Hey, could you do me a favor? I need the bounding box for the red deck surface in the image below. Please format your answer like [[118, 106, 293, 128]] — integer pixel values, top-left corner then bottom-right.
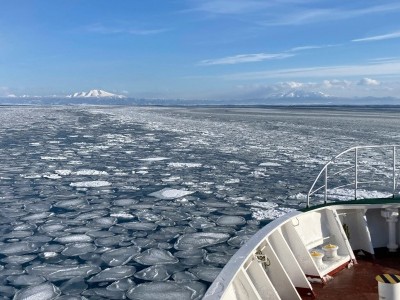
[[305, 250, 400, 300]]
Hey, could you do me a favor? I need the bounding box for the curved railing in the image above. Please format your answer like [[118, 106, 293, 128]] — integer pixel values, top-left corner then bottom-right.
[[307, 145, 400, 208]]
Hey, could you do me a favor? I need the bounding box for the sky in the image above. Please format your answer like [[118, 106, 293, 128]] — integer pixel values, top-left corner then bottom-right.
[[1, 0, 400, 100]]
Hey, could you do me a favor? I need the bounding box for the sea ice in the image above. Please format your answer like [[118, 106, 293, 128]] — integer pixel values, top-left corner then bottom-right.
[[27, 264, 101, 281], [127, 281, 206, 300], [82, 288, 125, 299], [13, 282, 61, 300], [149, 188, 195, 199], [106, 278, 136, 292], [53, 199, 89, 209], [138, 157, 169, 161], [59, 277, 88, 295], [168, 162, 202, 168], [118, 222, 157, 231], [55, 234, 93, 244], [133, 248, 178, 265], [87, 266, 136, 282], [174, 232, 230, 250], [55, 169, 72, 176], [172, 271, 198, 282], [101, 246, 141, 266], [1, 255, 37, 265], [189, 266, 222, 282], [75, 169, 109, 176], [94, 235, 124, 247], [70, 181, 111, 188], [6, 275, 46, 286], [61, 243, 97, 256], [216, 216, 246, 226], [0, 242, 39, 256], [133, 265, 171, 281]]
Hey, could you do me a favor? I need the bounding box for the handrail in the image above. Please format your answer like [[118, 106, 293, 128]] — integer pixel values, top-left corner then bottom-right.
[[307, 145, 399, 208]]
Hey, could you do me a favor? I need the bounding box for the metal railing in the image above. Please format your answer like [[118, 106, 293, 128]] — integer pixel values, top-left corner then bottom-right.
[[307, 145, 400, 208]]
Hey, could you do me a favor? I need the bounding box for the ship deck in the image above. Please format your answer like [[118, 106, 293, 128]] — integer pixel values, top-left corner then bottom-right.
[[305, 249, 400, 300]]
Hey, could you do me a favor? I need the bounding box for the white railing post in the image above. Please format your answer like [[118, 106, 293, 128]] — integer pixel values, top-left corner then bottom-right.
[[355, 147, 358, 200], [324, 166, 328, 204], [393, 146, 396, 198]]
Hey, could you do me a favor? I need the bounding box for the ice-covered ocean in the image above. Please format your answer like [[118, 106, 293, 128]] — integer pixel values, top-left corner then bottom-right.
[[0, 106, 399, 299]]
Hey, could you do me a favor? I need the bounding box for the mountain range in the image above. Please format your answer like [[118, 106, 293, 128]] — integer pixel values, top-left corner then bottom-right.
[[67, 89, 126, 99], [1, 89, 400, 106]]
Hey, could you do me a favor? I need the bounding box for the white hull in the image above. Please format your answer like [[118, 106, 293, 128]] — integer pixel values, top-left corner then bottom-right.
[[205, 145, 400, 299]]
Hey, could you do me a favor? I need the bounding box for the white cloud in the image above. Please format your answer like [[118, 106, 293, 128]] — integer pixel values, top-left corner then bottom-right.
[[352, 30, 400, 42], [221, 60, 400, 80], [358, 78, 380, 86], [199, 53, 294, 66], [288, 44, 338, 52], [261, 3, 400, 26], [220, 79, 400, 99], [321, 79, 352, 89]]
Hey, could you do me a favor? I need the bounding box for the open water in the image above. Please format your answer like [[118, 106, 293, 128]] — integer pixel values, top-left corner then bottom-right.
[[0, 106, 399, 299]]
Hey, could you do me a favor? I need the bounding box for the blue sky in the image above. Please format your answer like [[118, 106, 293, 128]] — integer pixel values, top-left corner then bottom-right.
[[1, 0, 400, 100]]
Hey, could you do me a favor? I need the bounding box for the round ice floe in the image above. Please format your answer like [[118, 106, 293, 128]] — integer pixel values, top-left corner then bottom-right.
[[127, 281, 206, 300], [204, 252, 231, 265], [89, 217, 117, 228], [113, 199, 139, 206], [172, 271, 198, 282], [54, 199, 89, 209], [94, 235, 124, 247], [174, 232, 230, 250], [227, 235, 252, 248], [118, 222, 157, 231], [0, 242, 39, 256], [24, 203, 52, 212], [1, 255, 36, 265], [216, 216, 246, 226], [189, 217, 216, 229], [61, 243, 97, 256], [27, 264, 101, 281], [40, 244, 64, 253], [88, 266, 136, 282], [134, 265, 171, 281], [189, 266, 222, 282], [174, 249, 206, 259], [70, 181, 111, 188], [149, 188, 194, 199], [101, 246, 141, 266], [106, 278, 136, 292], [39, 224, 67, 234], [3, 230, 33, 239], [21, 212, 53, 221], [132, 238, 157, 249], [55, 234, 93, 244], [59, 277, 88, 295], [110, 212, 135, 220], [134, 248, 178, 266], [82, 288, 125, 299], [13, 282, 61, 300], [6, 274, 46, 286], [138, 157, 169, 162], [75, 169, 109, 176]]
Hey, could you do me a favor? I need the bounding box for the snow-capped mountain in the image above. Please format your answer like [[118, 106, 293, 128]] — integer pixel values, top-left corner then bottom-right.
[[68, 89, 126, 99], [270, 90, 330, 99]]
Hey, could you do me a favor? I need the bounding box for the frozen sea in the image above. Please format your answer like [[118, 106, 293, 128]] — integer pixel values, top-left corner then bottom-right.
[[0, 106, 399, 299]]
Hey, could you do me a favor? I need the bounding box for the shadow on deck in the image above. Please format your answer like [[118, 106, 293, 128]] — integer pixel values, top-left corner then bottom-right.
[[304, 248, 400, 300]]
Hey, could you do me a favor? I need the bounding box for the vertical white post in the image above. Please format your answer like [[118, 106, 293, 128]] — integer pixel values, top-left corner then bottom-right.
[[355, 148, 358, 200], [393, 146, 396, 198], [324, 166, 328, 204]]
